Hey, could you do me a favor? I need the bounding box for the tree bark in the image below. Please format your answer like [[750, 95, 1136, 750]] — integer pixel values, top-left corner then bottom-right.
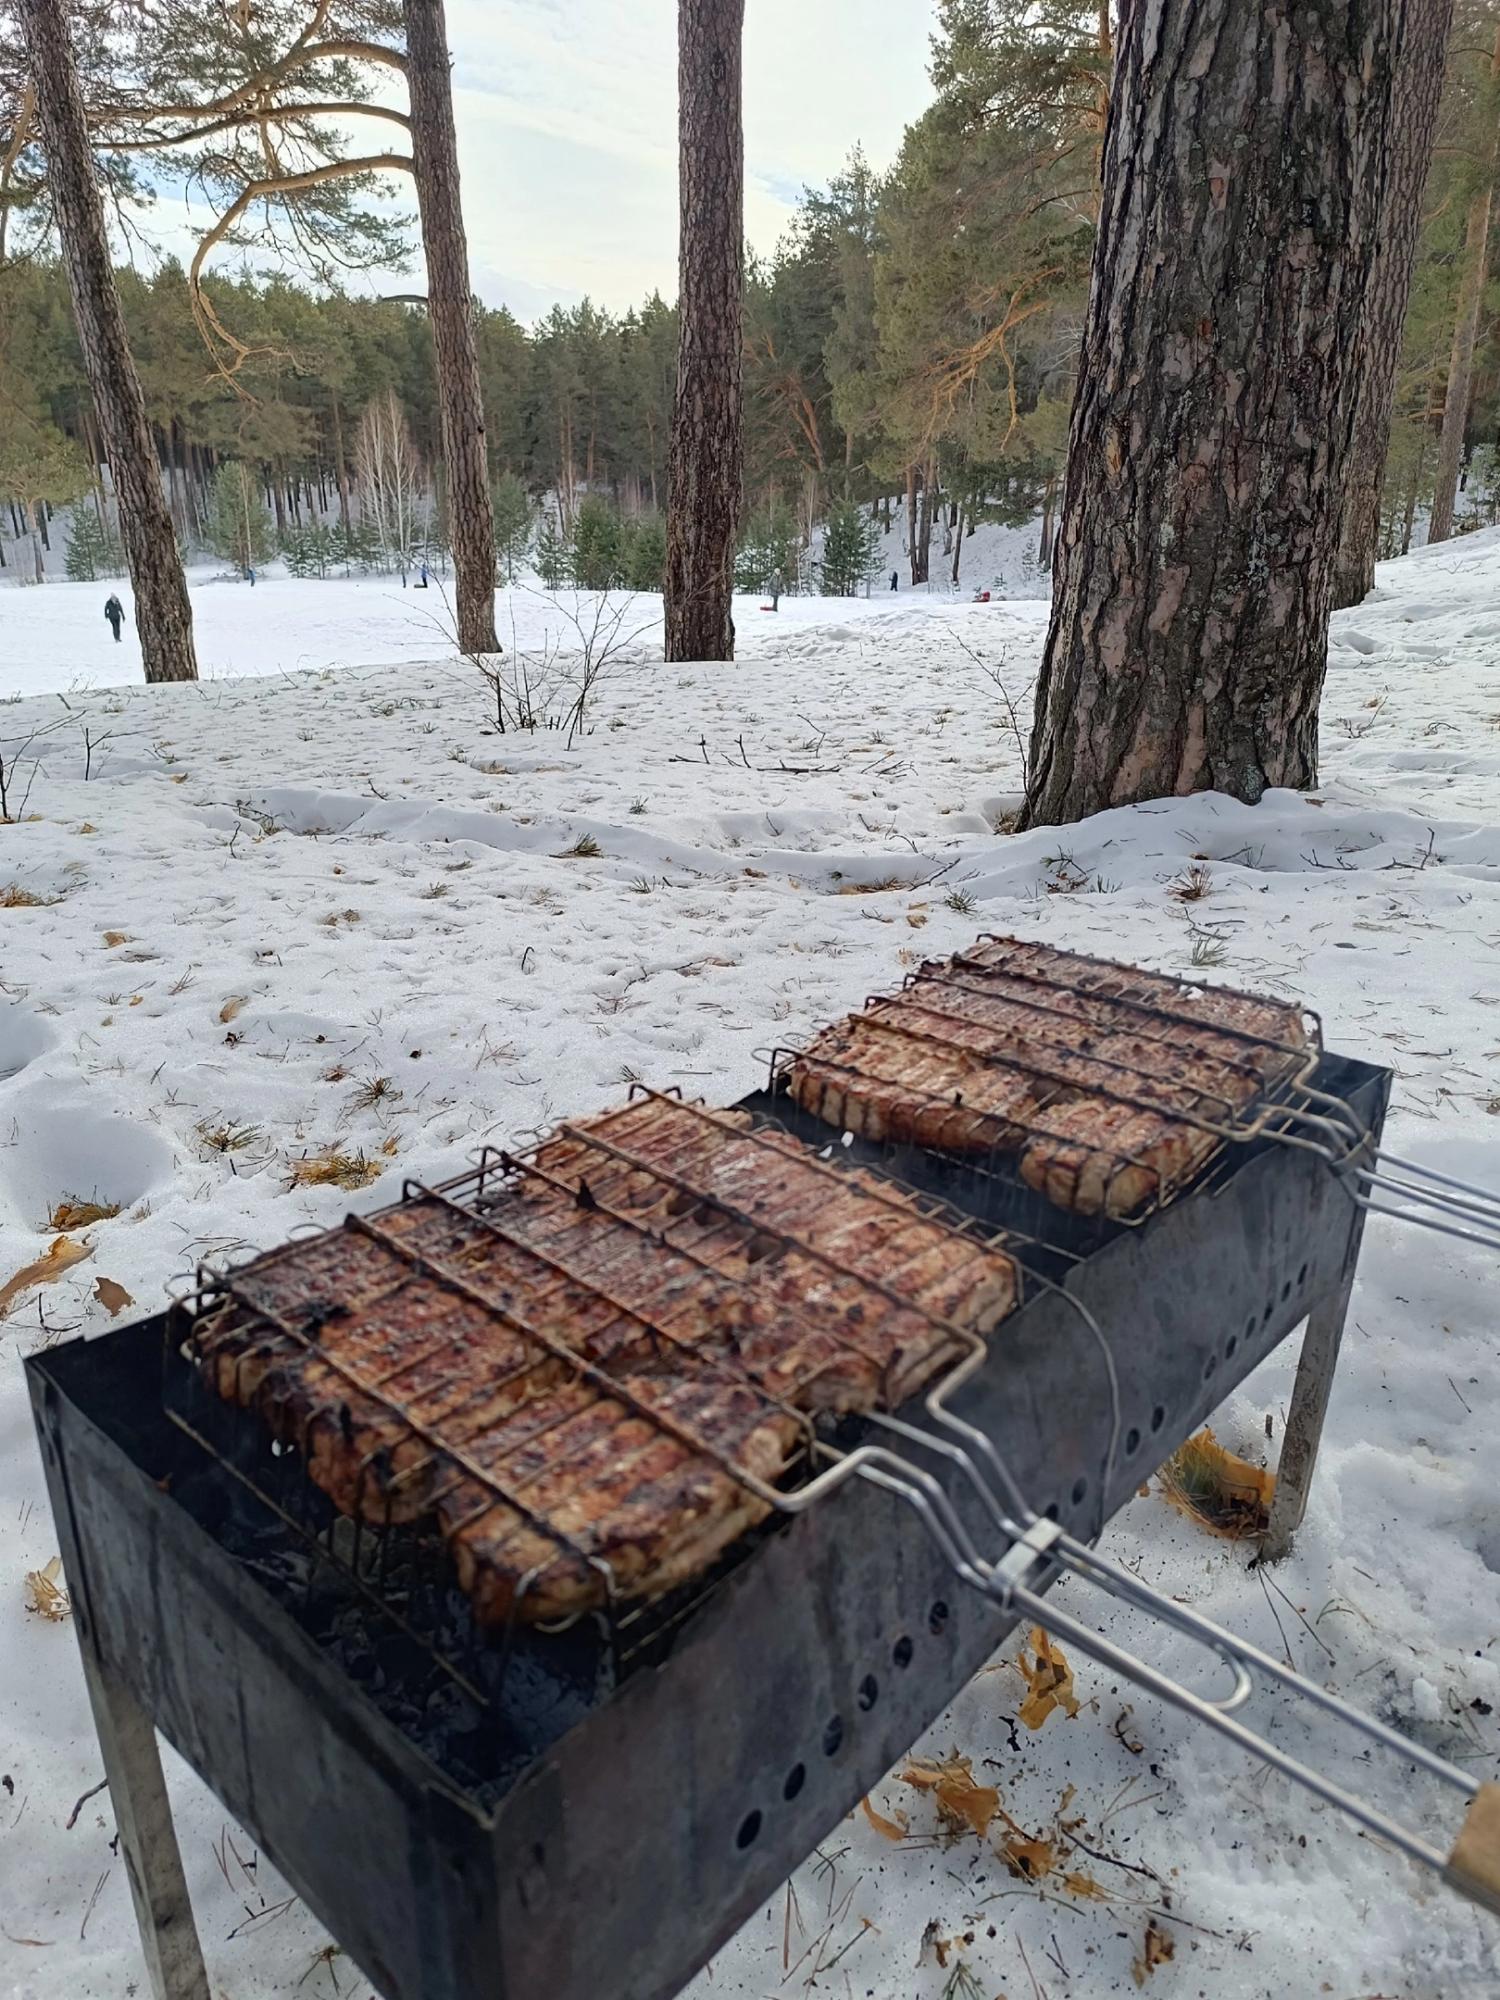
[[20, 0, 196, 678], [403, 0, 499, 654], [1020, 0, 1404, 829], [1428, 22, 1500, 545], [664, 0, 744, 662], [1333, 0, 1453, 604], [905, 464, 919, 583]]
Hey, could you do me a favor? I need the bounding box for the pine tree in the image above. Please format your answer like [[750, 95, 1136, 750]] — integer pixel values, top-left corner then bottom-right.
[[534, 516, 568, 588], [280, 523, 319, 577], [492, 470, 535, 581], [622, 513, 667, 591], [736, 500, 802, 592], [1021, 0, 1409, 826], [64, 501, 124, 580], [570, 495, 624, 588], [665, 0, 745, 661], [206, 461, 274, 572], [818, 499, 882, 595]]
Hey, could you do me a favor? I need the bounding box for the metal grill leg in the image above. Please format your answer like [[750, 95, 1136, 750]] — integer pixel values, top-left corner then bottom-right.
[[76, 1643, 210, 2000], [1261, 1264, 1356, 1562]]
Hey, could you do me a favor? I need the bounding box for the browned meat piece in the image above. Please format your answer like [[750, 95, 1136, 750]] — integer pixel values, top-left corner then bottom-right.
[[957, 938, 1308, 1073], [786, 1012, 1050, 1148], [1017, 1097, 1217, 1218], [193, 1095, 1018, 1623], [782, 937, 1308, 1224]]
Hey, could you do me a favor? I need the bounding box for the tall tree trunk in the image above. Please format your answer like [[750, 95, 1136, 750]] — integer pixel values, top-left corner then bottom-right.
[[330, 397, 353, 526], [905, 465, 919, 583], [20, 0, 196, 680], [1038, 475, 1057, 570], [403, 0, 499, 653], [1333, 0, 1451, 604], [1020, 0, 1403, 829], [915, 462, 934, 582], [664, 0, 744, 662], [29, 499, 45, 581], [1402, 415, 1430, 553], [1428, 23, 1500, 546], [950, 495, 966, 585]]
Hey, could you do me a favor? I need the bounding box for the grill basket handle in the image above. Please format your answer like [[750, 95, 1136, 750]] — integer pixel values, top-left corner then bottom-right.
[[1447, 1784, 1500, 1917]]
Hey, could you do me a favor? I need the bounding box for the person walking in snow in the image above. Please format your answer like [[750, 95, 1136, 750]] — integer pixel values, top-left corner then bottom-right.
[[769, 567, 782, 611], [417, 560, 430, 588], [889, 569, 899, 592], [104, 593, 124, 643]]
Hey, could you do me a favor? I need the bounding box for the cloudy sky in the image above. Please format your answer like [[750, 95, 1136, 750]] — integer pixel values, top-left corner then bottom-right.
[[436, 0, 938, 319], [133, 2, 937, 325]]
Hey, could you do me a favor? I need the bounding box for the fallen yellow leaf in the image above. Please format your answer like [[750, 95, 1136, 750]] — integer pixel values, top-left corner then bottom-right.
[[0, 1236, 91, 1320], [94, 1276, 134, 1317], [1132, 1918, 1174, 1985], [1062, 1870, 1111, 1901], [900, 1754, 998, 1839], [219, 995, 247, 1023], [23, 1555, 71, 1621], [102, 931, 129, 947], [1017, 1626, 1081, 1730], [860, 1795, 909, 1842]]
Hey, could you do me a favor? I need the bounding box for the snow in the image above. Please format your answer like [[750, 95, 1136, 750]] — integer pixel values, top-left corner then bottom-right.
[[2, 530, 1500, 1998], [0, 547, 1044, 702]]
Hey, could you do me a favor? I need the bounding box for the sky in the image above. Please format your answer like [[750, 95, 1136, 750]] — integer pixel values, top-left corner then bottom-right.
[[439, 0, 939, 319], [133, 1, 939, 327]]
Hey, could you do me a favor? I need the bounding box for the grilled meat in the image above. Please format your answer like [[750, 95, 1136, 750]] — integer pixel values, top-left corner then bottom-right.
[[785, 936, 1310, 1217], [193, 1096, 1018, 1622]]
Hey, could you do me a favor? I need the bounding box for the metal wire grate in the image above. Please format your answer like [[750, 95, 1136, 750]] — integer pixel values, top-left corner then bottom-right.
[[769, 935, 1323, 1222], [165, 1093, 1026, 1689]]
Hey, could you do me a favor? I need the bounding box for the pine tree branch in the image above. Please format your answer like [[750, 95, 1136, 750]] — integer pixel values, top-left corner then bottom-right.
[[0, 80, 34, 266], [95, 100, 411, 153], [92, 39, 408, 135], [189, 149, 412, 387]]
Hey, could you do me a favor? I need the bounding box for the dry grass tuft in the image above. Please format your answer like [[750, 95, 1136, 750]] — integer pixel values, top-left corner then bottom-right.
[[48, 1195, 121, 1230], [197, 1119, 262, 1155], [287, 1146, 383, 1191], [347, 1074, 402, 1113], [1, 884, 53, 908], [1169, 862, 1214, 903], [1159, 1427, 1274, 1540], [558, 832, 603, 859]]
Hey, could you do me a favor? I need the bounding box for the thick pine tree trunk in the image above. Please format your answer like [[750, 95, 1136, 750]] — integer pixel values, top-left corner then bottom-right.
[[905, 465, 919, 583], [403, 0, 499, 655], [1428, 24, 1500, 546], [1333, 0, 1452, 606], [20, 0, 196, 680], [1020, 0, 1404, 829], [664, 0, 744, 662]]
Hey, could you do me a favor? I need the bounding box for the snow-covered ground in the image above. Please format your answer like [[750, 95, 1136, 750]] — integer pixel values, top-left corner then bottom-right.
[[0, 513, 1048, 705], [3, 531, 1500, 1998]]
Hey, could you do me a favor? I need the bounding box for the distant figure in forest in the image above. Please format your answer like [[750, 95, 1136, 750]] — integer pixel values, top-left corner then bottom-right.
[[104, 594, 124, 642], [890, 570, 898, 592], [246, 565, 256, 587], [769, 568, 782, 610], [417, 561, 430, 588]]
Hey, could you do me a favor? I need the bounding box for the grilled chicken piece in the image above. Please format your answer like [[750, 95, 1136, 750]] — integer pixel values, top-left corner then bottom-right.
[[783, 937, 1308, 1220], [957, 938, 1308, 1074], [1016, 1098, 1217, 1218], [193, 1095, 1017, 1623], [786, 1011, 1050, 1148]]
